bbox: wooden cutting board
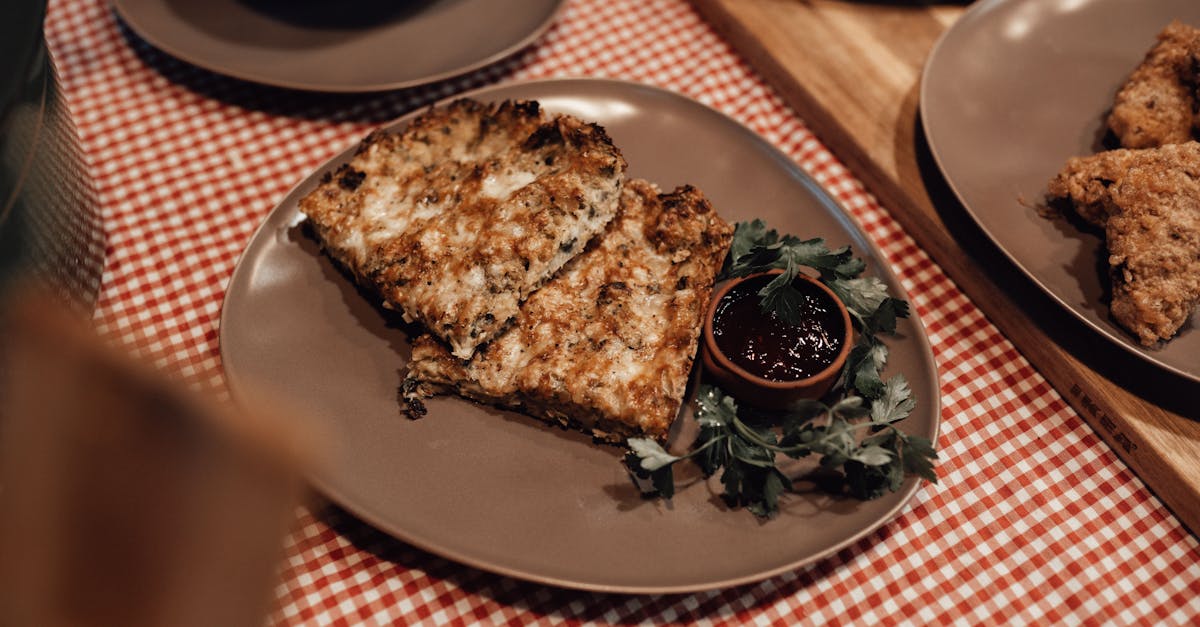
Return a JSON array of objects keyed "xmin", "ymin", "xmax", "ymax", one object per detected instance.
[{"xmin": 690, "ymin": 0, "xmax": 1200, "ymax": 534}]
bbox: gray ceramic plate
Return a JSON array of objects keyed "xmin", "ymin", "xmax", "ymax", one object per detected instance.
[
  {"xmin": 110, "ymin": 0, "xmax": 564, "ymax": 92},
  {"xmin": 921, "ymin": 0, "xmax": 1200, "ymax": 382},
  {"xmin": 220, "ymin": 79, "xmax": 940, "ymax": 593}
]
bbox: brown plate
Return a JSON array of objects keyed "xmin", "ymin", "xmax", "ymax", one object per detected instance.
[
  {"xmin": 219, "ymin": 79, "xmax": 940, "ymax": 593},
  {"xmin": 110, "ymin": 0, "xmax": 564, "ymax": 92},
  {"xmin": 921, "ymin": 0, "xmax": 1200, "ymax": 382}
]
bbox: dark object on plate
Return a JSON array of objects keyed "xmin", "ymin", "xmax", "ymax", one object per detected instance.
[
  {"xmin": 0, "ymin": 0, "xmax": 104, "ymax": 309},
  {"xmin": 238, "ymin": 0, "xmax": 432, "ymax": 31},
  {"xmin": 921, "ymin": 0, "xmax": 1200, "ymax": 382},
  {"xmin": 702, "ymin": 270, "xmax": 851, "ymax": 409},
  {"xmin": 220, "ymin": 79, "xmax": 939, "ymax": 593},
  {"xmin": 111, "ymin": 0, "xmax": 565, "ymax": 92}
]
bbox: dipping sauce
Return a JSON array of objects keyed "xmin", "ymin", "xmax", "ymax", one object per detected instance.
[{"xmin": 711, "ymin": 274, "xmax": 846, "ymax": 381}]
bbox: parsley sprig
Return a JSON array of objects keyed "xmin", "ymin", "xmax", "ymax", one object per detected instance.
[{"xmin": 625, "ymin": 220, "xmax": 938, "ymax": 516}]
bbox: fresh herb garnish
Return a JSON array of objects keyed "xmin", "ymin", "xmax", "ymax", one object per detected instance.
[{"xmin": 626, "ymin": 219, "xmax": 937, "ymax": 516}]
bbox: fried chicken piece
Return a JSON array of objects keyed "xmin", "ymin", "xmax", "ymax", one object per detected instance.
[
  {"xmin": 1107, "ymin": 21, "xmax": 1200, "ymax": 149},
  {"xmin": 1047, "ymin": 142, "xmax": 1200, "ymax": 345},
  {"xmin": 1047, "ymin": 150, "xmax": 1136, "ymax": 227},
  {"xmin": 1047, "ymin": 142, "xmax": 1200, "ymax": 226},
  {"xmin": 1107, "ymin": 153, "xmax": 1200, "ymax": 345}
]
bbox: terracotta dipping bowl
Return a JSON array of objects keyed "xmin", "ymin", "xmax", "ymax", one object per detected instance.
[{"xmin": 701, "ymin": 270, "xmax": 853, "ymax": 410}]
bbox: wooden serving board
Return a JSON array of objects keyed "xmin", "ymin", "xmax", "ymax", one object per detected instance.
[{"xmin": 690, "ymin": 0, "xmax": 1200, "ymax": 534}]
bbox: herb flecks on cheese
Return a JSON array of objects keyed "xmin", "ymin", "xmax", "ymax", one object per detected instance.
[
  {"xmin": 404, "ymin": 180, "xmax": 734, "ymax": 443},
  {"xmin": 300, "ymin": 99, "xmax": 626, "ymax": 358}
]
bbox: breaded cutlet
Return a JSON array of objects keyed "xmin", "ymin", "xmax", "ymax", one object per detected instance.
[
  {"xmin": 404, "ymin": 179, "xmax": 734, "ymax": 443},
  {"xmin": 1108, "ymin": 21, "xmax": 1200, "ymax": 149},
  {"xmin": 1046, "ymin": 142, "xmax": 1200, "ymax": 227},
  {"xmin": 1047, "ymin": 142, "xmax": 1200, "ymax": 345},
  {"xmin": 300, "ymin": 99, "xmax": 626, "ymax": 359}
]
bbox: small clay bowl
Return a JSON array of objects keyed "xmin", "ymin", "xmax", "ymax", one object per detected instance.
[{"xmin": 701, "ymin": 269, "xmax": 853, "ymax": 410}]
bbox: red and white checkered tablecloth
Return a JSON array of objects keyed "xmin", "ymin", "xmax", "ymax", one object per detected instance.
[{"xmin": 45, "ymin": 0, "xmax": 1200, "ymax": 623}]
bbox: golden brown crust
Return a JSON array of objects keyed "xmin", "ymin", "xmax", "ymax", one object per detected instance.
[
  {"xmin": 1046, "ymin": 144, "xmax": 1200, "ymax": 227},
  {"xmin": 1107, "ymin": 21, "xmax": 1200, "ymax": 149},
  {"xmin": 1046, "ymin": 142, "xmax": 1200, "ymax": 345},
  {"xmin": 300, "ymin": 99, "xmax": 626, "ymax": 358},
  {"xmin": 1046, "ymin": 152, "xmax": 1124, "ymax": 228},
  {"xmin": 405, "ymin": 180, "xmax": 735, "ymax": 443},
  {"xmin": 1105, "ymin": 149, "xmax": 1200, "ymax": 345}
]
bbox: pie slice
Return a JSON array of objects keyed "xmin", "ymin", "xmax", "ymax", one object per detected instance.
[
  {"xmin": 403, "ymin": 179, "xmax": 734, "ymax": 443},
  {"xmin": 300, "ymin": 99, "xmax": 626, "ymax": 358},
  {"xmin": 1047, "ymin": 142, "xmax": 1200, "ymax": 345}
]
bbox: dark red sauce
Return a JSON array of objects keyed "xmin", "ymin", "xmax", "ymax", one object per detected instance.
[{"xmin": 712, "ymin": 275, "xmax": 845, "ymax": 382}]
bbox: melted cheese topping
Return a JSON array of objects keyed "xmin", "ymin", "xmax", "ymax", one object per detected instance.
[
  {"xmin": 481, "ymin": 170, "xmax": 538, "ymax": 199},
  {"xmin": 407, "ymin": 180, "xmax": 734, "ymax": 442},
  {"xmin": 299, "ymin": 100, "xmax": 627, "ymax": 358}
]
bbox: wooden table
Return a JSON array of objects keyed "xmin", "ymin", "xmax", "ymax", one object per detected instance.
[
  {"xmin": 47, "ymin": 0, "xmax": 1200, "ymax": 620},
  {"xmin": 691, "ymin": 0, "xmax": 1200, "ymax": 534}
]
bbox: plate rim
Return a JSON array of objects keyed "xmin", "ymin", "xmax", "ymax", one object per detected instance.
[
  {"xmin": 109, "ymin": 0, "xmax": 567, "ymax": 93},
  {"xmin": 918, "ymin": 0, "xmax": 1199, "ymax": 384},
  {"xmin": 220, "ymin": 77, "xmax": 942, "ymax": 593}
]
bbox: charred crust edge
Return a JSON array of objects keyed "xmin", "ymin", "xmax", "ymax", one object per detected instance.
[{"xmin": 337, "ymin": 166, "xmax": 366, "ymax": 191}]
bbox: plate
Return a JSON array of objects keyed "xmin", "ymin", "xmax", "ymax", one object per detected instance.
[
  {"xmin": 220, "ymin": 78, "xmax": 940, "ymax": 593},
  {"xmin": 921, "ymin": 0, "xmax": 1200, "ymax": 382},
  {"xmin": 110, "ymin": 0, "xmax": 564, "ymax": 92}
]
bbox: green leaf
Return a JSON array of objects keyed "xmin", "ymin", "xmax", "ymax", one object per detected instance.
[
  {"xmin": 828, "ymin": 276, "xmax": 890, "ymax": 321},
  {"xmin": 846, "ymin": 341, "xmax": 889, "ymax": 399},
  {"xmin": 776, "ymin": 236, "xmax": 848, "ymax": 271},
  {"xmin": 651, "ymin": 465, "xmax": 675, "ymax": 499},
  {"xmin": 696, "ymin": 384, "xmax": 739, "ymax": 429},
  {"xmin": 726, "ymin": 231, "xmax": 851, "ymax": 282},
  {"xmin": 831, "ymin": 396, "xmax": 870, "ymax": 419},
  {"xmin": 627, "ymin": 438, "xmax": 680, "ymax": 471},
  {"xmin": 865, "ymin": 297, "xmax": 910, "ymax": 335},
  {"xmin": 696, "ymin": 427, "xmax": 729, "ymax": 476},
  {"xmin": 820, "ymin": 450, "xmax": 851, "ymax": 469},
  {"xmin": 746, "ymin": 469, "xmax": 788, "ymax": 518},
  {"xmin": 844, "ymin": 460, "xmax": 891, "ymax": 500},
  {"xmin": 730, "ymin": 430, "xmax": 776, "ymax": 468},
  {"xmin": 623, "ymin": 451, "xmax": 650, "ymax": 478},
  {"xmin": 785, "ymin": 398, "xmax": 828, "ymax": 420},
  {"xmin": 746, "ymin": 502, "xmax": 770, "ymax": 517},
  {"xmin": 758, "ymin": 282, "xmax": 807, "ymax": 325},
  {"xmin": 762, "ymin": 468, "xmax": 789, "ymax": 512},
  {"xmin": 827, "ymin": 255, "xmax": 866, "ymax": 280},
  {"xmin": 720, "ymin": 459, "xmax": 746, "ymax": 503},
  {"xmin": 724, "ymin": 219, "xmax": 776, "ymax": 276},
  {"xmin": 725, "ymin": 233, "xmax": 792, "ymax": 277},
  {"xmin": 901, "ymin": 435, "xmax": 939, "ymax": 484},
  {"xmin": 851, "ymin": 445, "xmax": 894, "ymax": 466},
  {"xmin": 860, "ymin": 428, "xmax": 899, "ymax": 451},
  {"xmin": 721, "ymin": 460, "xmax": 790, "ymax": 517},
  {"xmin": 824, "ymin": 422, "xmax": 858, "ymax": 457},
  {"xmin": 872, "ymin": 375, "xmax": 915, "ymax": 424},
  {"xmin": 780, "ymin": 399, "xmax": 828, "ymax": 437}
]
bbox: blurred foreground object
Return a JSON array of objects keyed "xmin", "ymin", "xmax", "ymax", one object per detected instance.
[
  {"xmin": 0, "ymin": 294, "xmax": 307, "ymax": 627},
  {"xmin": 0, "ymin": 0, "xmax": 104, "ymax": 308}
]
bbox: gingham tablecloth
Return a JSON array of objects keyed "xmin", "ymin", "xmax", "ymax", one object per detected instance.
[{"xmin": 45, "ymin": 0, "xmax": 1200, "ymax": 623}]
